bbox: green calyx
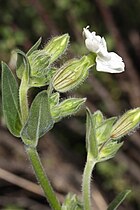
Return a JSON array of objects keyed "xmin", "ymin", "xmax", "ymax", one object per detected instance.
[
  {"xmin": 111, "ymin": 108, "xmax": 140, "ymax": 139},
  {"xmin": 50, "ymin": 94, "xmax": 86, "ymax": 123},
  {"xmin": 44, "ymin": 33, "xmax": 70, "ymax": 64},
  {"xmin": 52, "ymin": 55, "xmax": 95, "ymax": 93}
]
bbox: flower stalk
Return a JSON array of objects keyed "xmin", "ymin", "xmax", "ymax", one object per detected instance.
[{"xmin": 82, "ymin": 155, "xmax": 96, "ymax": 210}]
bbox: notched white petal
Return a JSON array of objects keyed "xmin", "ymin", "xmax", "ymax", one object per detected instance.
[{"xmin": 96, "ymin": 52, "xmax": 125, "ymax": 73}]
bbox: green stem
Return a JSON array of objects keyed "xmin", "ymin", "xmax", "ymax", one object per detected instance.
[
  {"xmin": 82, "ymin": 156, "xmax": 96, "ymax": 210},
  {"xmin": 19, "ymin": 73, "xmax": 29, "ymax": 124},
  {"xmin": 25, "ymin": 146, "xmax": 61, "ymax": 210}
]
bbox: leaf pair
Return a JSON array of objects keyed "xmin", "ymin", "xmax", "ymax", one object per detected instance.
[{"xmin": 1, "ymin": 62, "xmax": 53, "ymax": 147}]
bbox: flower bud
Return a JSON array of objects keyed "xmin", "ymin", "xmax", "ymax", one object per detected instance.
[
  {"xmin": 28, "ymin": 50, "xmax": 51, "ymax": 77},
  {"xmin": 52, "ymin": 55, "xmax": 95, "ymax": 93},
  {"xmin": 111, "ymin": 108, "xmax": 140, "ymax": 139},
  {"xmin": 50, "ymin": 97, "xmax": 86, "ymax": 122},
  {"xmin": 44, "ymin": 34, "xmax": 70, "ymax": 64},
  {"xmin": 28, "ymin": 51, "xmax": 58, "ymax": 87}
]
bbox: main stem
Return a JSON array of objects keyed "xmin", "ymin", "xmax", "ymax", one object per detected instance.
[
  {"xmin": 26, "ymin": 146, "xmax": 61, "ymax": 210},
  {"xmin": 82, "ymin": 156, "xmax": 96, "ymax": 210}
]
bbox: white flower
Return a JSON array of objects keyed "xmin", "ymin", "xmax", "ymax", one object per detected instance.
[{"xmin": 83, "ymin": 26, "xmax": 125, "ymax": 73}]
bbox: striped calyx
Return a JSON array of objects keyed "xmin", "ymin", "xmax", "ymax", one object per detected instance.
[{"xmin": 52, "ymin": 55, "xmax": 95, "ymax": 92}]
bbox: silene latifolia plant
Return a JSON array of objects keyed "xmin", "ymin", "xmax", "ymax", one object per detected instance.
[{"xmin": 1, "ymin": 26, "xmax": 140, "ymax": 210}]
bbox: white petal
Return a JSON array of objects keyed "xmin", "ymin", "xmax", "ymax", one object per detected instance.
[
  {"xmin": 97, "ymin": 47, "xmax": 110, "ymax": 60},
  {"xmin": 94, "ymin": 34, "xmax": 102, "ymax": 42},
  {"xmin": 101, "ymin": 37, "xmax": 107, "ymax": 50},
  {"xmin": 85, "ymin": 39, "xmax": 100, "ymax": 53},
  {"xmin": 83, "ymin": 27, "xmax": 93, "ymax": 40},
  {"xmin": 83, "ymin": 27, "xmax": 103, "ymax": 53},
  {"xmin": 83, "ymin": 26, "xmax": 125, "ymax": 73},
  {"xmin": 96, "ymin": 52, "xmax": 125, "ymax": 73}
]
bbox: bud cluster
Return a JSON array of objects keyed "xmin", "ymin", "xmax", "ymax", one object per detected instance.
[{"xmin": 86, "ymin": 108, "xmax": 140, "ymax": 162}]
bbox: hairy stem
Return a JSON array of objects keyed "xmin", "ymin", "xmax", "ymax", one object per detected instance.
[
  {"xmin": 25, "ymin": 146, "xmax": 61, "ymax": 210},
  {"xmin": 19, "ymin": 73, "xmax": 29, "ymax": 124},
  {"xmin": 82, "ymin": 156, "xmax": 96, "ymax": 210}
]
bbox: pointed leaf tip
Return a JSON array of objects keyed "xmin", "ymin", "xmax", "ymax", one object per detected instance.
[{"xmin": 27, "ymin": 37, "xmax": 42, "ymax": 56}]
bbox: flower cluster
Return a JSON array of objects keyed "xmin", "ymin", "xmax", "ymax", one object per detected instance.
[{"xmin": 83, "ymin": 26, "xmax": 125, "ymax": 73}]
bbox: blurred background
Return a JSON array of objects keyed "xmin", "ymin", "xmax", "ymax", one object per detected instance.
[{"xmin": 0, "ymin": 0, "xmax": 140, "ymax": 209}]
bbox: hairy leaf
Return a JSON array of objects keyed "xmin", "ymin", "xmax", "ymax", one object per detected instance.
[
  {"xmin": 21, "ymin": 90, "xmax": 53, "ymax": 147},
  {"xmin": 1, "ymin": 62, "xmax": 22, "ymax": 137},
  {"xmin": 16, "ymin": 49, "xmax": 31, "ymax": 80},
  {"xmin": 86, "ymin": 108, "xmax": 98, "ymax": 158},
  {"xmin": 27, "ymin": 37, "xmax": 42, "ymax": 56}
]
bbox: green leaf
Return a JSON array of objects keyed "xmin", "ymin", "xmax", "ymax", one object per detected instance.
[
  {"xmin": 86, "ymin": 108, "xmax": 98, "ymax": 159},
  {"xmin": 107, "ymin": 190, "xmax": 131, "ymax": 210},
  {"xmin": 1, "ymin": 62, "xmax": 22, "ymax": 137},
  {"xmin": 16, "ymin": 49, "xmax": 31, "ymax": 80},
  {"xmin": 21, "ymin": 90, "xmax": 53, "ymax": 147},
  {"xmin": 27, "ymin": 37, "xmax": 42, "ymax": 56},
  {"xmin": 16, "ymin": 38, "xmax": 42, "ymax": 80},
  {"xmin": 96, "ymin": 117, "xmax": 117, "ymax": 144},
  {"xmin": 16, "ymin": 52, "xmax": 24, "ymax": 79}
]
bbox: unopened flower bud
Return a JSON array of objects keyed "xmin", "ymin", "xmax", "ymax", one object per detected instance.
[
  {"xmin": 28, "ymin": 50, "xmax": 51, "ymax": 77},
  {"xmin": 111, "ymin": 108, "xmax": 140, "ymax": 139},
  {"xmin": 52, "ymin": 55, "xmax": 95, "ymax": 93},
  {"xmin": 51, "ymin": 98, "xmax": 86, "ymax": 122},
  {"xmin": 44, "ymin": 34, "xmax": 70, "ymax": 64}
]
